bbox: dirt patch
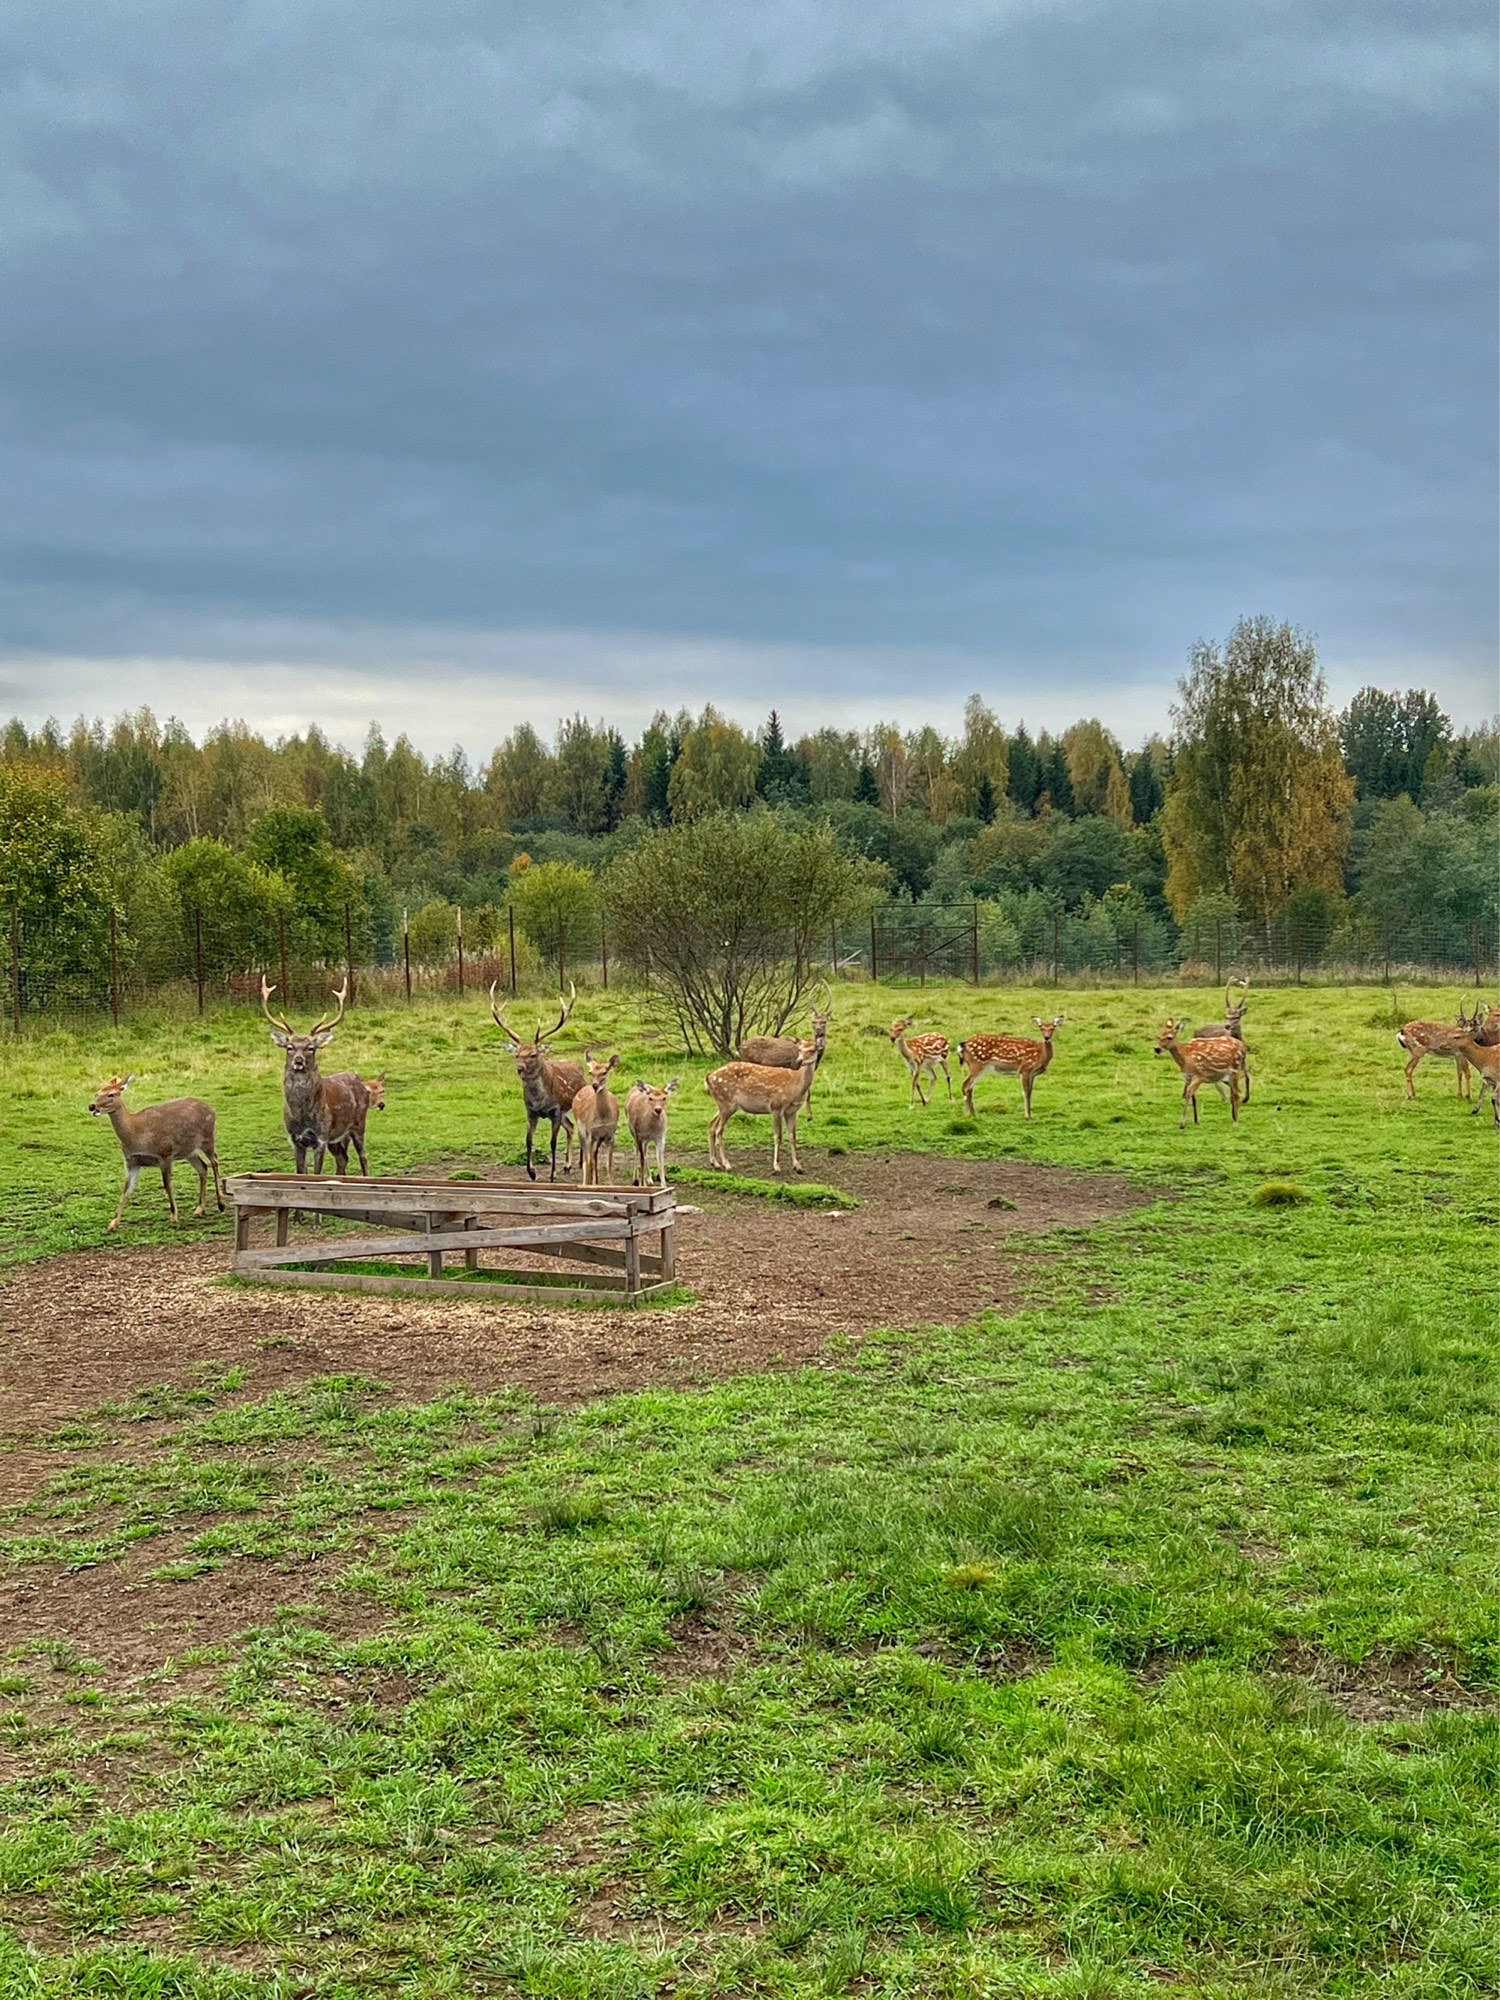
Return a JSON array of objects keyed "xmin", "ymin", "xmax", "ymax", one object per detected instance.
[
  {"xmin": 0, "ymin": 1153, "xmax": 1147, "ymax": 1451},
  {"xmin": 1274, "ymin": 1643, "xmax": 1499, "ymax": 1723}
]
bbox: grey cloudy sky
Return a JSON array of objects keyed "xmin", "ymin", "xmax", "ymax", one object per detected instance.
[{"xmin": 0, "ymin": 0, "xmax": 1494, "ymax": 753}]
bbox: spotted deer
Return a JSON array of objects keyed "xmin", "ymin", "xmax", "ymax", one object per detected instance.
[
  {"xmin": 1153, "ymin": 1019, "xmax": 1247, "ymax": 1128},
  {"xmin": 1397, "ymin": 1001, "xmax": 1500, "ymax": 1100},
  {"xmin": 571, "ymin": 1051, "xmax": 622, "ymax": 1186},
  {"xmin": 705, "ymin": 1040, "xmax": 819, "ymax": 1174},
  {"xmin": 957, "ymin": 1017, "xmax": 1065, "ymax": 1119},
  {"xmin": 489, "ymin": 982, "xmax": 584, "ymax": 1181},
  {"xmin": 1452, "ymin": 1030, "xmax": 1500, "ymax": 1126},
  {"xmin": 888, "ymin": 1017, "xmax": 952, "ymax": 1105},
  {"xmin": 1195, "ymin": 977, "xmax": 1251, "ymax": 1102},
  {"xmin": 262, "ymin": 978, "xmax": 349, "ymax": 1173},
  {"xmin": 89, "ymin": 1075, "xmax": 224, "ymax": 1230},
  {"xmin": 740, "ymin": 984, "xmax": 833, "ymax": 1117},
  {"xmin": 626, "ymin": 1077, "xmax": 681, "ymax": 1188}
]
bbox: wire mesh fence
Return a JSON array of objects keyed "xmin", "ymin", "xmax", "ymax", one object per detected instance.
[{"xmin": 5, "ymin": 896, "xmax": 1497, "ymax": 1029}]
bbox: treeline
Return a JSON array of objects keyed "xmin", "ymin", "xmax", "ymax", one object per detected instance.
[{"xmin": 1, "ymin": 618, "xmax": 1496, "ymax": 997}]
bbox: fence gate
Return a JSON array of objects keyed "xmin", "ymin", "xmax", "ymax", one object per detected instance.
[{"xmin": 869, "ymin": 904, "xmax": 979, "ymax": 984}]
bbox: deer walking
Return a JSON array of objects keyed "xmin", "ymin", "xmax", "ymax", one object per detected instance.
[
  {"xmin": 489, "ymin": 982, "xmax": 584, "ymax": 1181},
  {"xmin": 705, "ymin": 1041, "xmax": 819, "ymax": 1174},
  {"xmin": 571, "ymin": 1051, "xmax": 622, "ymax": 1186},
  {"xmin": 888, "ymin": 1017, "xmax": 952, "ymax": 1106},
  {"xmin": 1398, "ymin": 1000, "xmax": 1499, "ymax": 1100},
  {"xmin": 958, "ymin": 1017, "xmax": 1065, "ymax": 1119},
  {"xmin": 325, "ymin": 1073, "xmax": 385, "ymax": 1176},
  {"xmin": 739, "ymin": 984, "xmax": 833, "ymax": 1118},
  {"xmin": 1452, "ymin": 1030, "xmax": 1500, "ymax": 1126},
  {"xmin": 626, "ymin": 1078, "xmax": 681, "ymax": 1188},
  {"xmin": 1154, "ymin": 1020, "xmax": 1247, "ymax": 1128},
  {"xmin": 1195, "ymin": 977, "xmax": 1251, "ymax": 1102},
  {"xmin": 89, "ymin": 1075, "xmax": 224, "ymax": 1231},
  {"xmin": 262, "ymin": 979, "xmax": 349, "ymax": 1173}
]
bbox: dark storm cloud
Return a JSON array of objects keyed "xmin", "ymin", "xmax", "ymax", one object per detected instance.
[{"xmin": 0, "ymin": 0, "xmax": 1494, "ymax": 744}]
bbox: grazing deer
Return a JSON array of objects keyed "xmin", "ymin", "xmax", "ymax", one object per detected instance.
[
  {"xmin": 572, "ymin": 1051, "xmax": 622, "ymax": 1186},
  {"xmin": 705, "ymin": 1040, "xmax": 819, "ymax": 1174},
  {"xmin": 627, "ymin": 1077, "xmax": 681, "ymax": 1188},
  {"xmin": 739, "ymin": 983, "xmax": 833, "ymax": 1117},
  {"xmin": 888, "ymin": 1017, "xmax": 953, "ymax": 1106},
  {"xmin": 958, "ymin": 1017, "xmax": 1065, "ymax": 1120},
  {"xmin": 89, "ymin": 1075, "xmax": 224, "ymax": 1231},
  {"xmin": 489, "ymin": 982, "xmax": 584, "ymax": 1181},
  {"xmin": 1153, "ymin": 1019, "xmax": 1247, "ymax": 1128},
  {"xmin": 1195, "ymin": 977, "xmax": 1251, "ymax": 1102},
  {"xmin": 262, "ymin": 979, "xmax": 349, "ymax": 1173},
  {"xmin": 325, "ymin": 1073, "xmax": 385, "ymax": 1176},
  {"xmin": 1397, "ymin": 1001, "xmax": 1500, "ymax": 1100}
]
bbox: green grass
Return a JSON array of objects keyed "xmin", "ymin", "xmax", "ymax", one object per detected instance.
[
  {"xmin": 671, "ymin": 1166, "xmax": 858, "ymax": 1208},
  {"xmin": 0, "ymin": 980, "xmax": 1496, "ymax": 1996}
]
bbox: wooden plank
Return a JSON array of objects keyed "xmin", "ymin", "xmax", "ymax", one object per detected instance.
[
  {"xmin": 275, "ymin": 1209, "xmax": 289, "ymax": 1247},
  {"xmin": 233, "ymin": 1267, "xmax": 673, "ymax": 1307},
  {"xmin": 625, "ymin": 1230, "xmax": 641, "ymax": 1298},
  {"xmin": 659, "ymin": 1220, "xmax": 676, "ymax": 1283},
  {"xmin": 232, "ymin": 1217, "xmax": 632, "ymax": 1270},
  {"xmin": 234, "ymin": 1207, "xmax": 252, "ymax": 1253},
  {"xmin": 520, "ymin": 1238, "xmax": 665, "ymax": 1277},
  {"xmin": 224, "ymin": 1170, "xmax": 673, "ymax": 1208},
  {"xmin": 223, "ymin": 1178, "xmax": 654, "ymax": 1220}
]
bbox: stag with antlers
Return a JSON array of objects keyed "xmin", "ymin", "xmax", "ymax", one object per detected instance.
[
  {"xmin": 89, "ymin": 1075, "xmax": 224, "ymax": 1231},
  {"xmin": 1398, "ymin": 998, "xmax": 1499, "ymax": 1100},
  {"xmin": 957, "ymin": 1017, "xmax": 1065, "ymax": 1120},
  {"xmin": 888, "ymin": 1017, "xmax": 953, "ymax": 1106},
  {"xmin": 490, "ymin": 982, "xmax": 585, "ymax": 1181},
  {"xmin": 261, "ymin": 979, "xmax": 350, "ymax": 1173},
  {"xmin": 1154, "ymin": 1019, "xmax": 1247, "ymax": 1128}
]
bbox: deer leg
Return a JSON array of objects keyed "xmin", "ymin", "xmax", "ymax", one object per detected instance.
[
  {"xmin": 525, "ymin": 1111, "xmax": 538, "ymax": 1182},
  {"xmin": 1404, "ymin": 1052, "xmax": 1421, "ymax": 1098},
  {"xmin": 161, "ymin": 1158, "xmax": 179, "ymax": 1223},
  {"xmin": 770, "ymin": 1110, "xmax": 782, "ymax": 1174},
  {"xmin": 207, "ymin": 1149, "xmax": 225, "ymax": 1211},
  {"xmin": 192, "ymin": 1154, "xmax": 209, "ymax": 1217},
  {"xmin": 331, "ymin": 1143, "xmax": 348, "ymax": 1176},
  {"xmin": 940, "ymin": 1056, "xmax": 953, "ymax": 1099},
  {"xmin": 1022, "ymin": 1075, "xmax": 1034, "ymax": 1121},
  {"xmin": 548, "ymin": 1114, "xmax": 561, "ymax": 1183},
  {"xmin": 1457, "ymin": 1057, "xmax": 1470, "ymax": 1099},
  {"xmin": 785, "ymin": 1108, "xmax": 802, "ymax": 1174},
  {"xmin": 110, "ymin": 1165, "xmax": 140, "ymax": 1231},
  {"xmin": 654, "ymin": 1135, "xmax": 665, "ymax": 1186},
  {"xmin": 353, "ymin": 1133, "xmax": 369, "ymax": 1175}
]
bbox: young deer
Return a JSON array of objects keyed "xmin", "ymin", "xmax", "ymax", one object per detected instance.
[
  {"xmin": 739, "ymin": 984, "xmax": 833, "ymax": 1117},
  {"xmin": 325, "ymin": 1073, "xmax": 385, "ymax": 1176},
  {"xmin": 262, "ymin": 978, "xmax": 349, "ymax": 1172},
  {"xmin": 888, "ymin": 1017, "xmax": 952, "ymax": 1106},
  {"xmin": 571, "ymin": 1051, "xmax": 622, "ymax": 1186},
  {"xmin": 626, "ymin": 1078, "xmax": 681, "ymax": 1188},
  {"xmin": 705, "ymin": 1041, "xmax": 819, "ymax": 1174},
  {"xmin": 1195, "ymin": 978, "xmax": 1251, "ymax": 1102},
  {"xmin": 957, "ymin": 1017, "xmax": 1065, "ymax": 1119},
  {"xmin": 489, "ymin": 982, "xmax": 584, "ymax": 1181},
  {"xmin": 1452, "ymin": 1031, "xmax": 1500, "ymax": 1126},
  {"xmin": 1154, "ymin": 1020, "xmax": 1247, "ymax": 1128},
  {"xmin": 89, "ymin": 1075, "xmax": 224, "ymax": 1230},
  {"xmin": 1399, "ymin": 1001, "xmax": 1500, "ymax": 1100}
]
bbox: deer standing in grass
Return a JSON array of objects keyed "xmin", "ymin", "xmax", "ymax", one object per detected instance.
[
  {"xmin": 1451, "ymin": 1028, "xmax": 1500, "ymax": 1126},
  {"xmin": 958, "ymin": 1017, "xmax": 1065, "ymax": 1119},
  {"xmin": 1154, "ymin": 1019, "xmax": 1247, "ymax": 1127},
  {"xmin": 739, "ymin": 984, "xmax": 833, "ymax": 1118},
  {"xmin": 705, "ymin": 1040, "xmax": 819, "ymax": 1174},
  {"xmin": 262, "ymin": 979, "xmax": 350, "ymax": 1173},
  {"xmin": 89, "ymin": 1076, "xmax": 224, "ymax": 1231},
  {"xmin": 1398, "ymin": 1000, "xmax": 1499, "ymax": 1100},
  {"xmin": 571, "ymin": 1051, "xmax": 622, "ymax": 1186},
  {"xmin": 888, "ymin": 1017, "xmax": 952, "ymax": 1105},
  {"xmin": 1195, "ymin": 977, "xmax": 1252, "ymax": 1102},
  {"xmin": 489, "ymin": 982, "xmax": 584, "ymax": 1181},
  {"xmin": 326, "ymin": 1073, "xmax": 385, "ymax": 1176},
  {"xmin": 627, "ymin": 1078, "xmax": 681, "ymax": 1188}
]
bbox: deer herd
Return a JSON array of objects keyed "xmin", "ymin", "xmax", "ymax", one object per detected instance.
[{"xmin": 84, "ymin": 973, "xmax": 1499, "ymax": 1229}]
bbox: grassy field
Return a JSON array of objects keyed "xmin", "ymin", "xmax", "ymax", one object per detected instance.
[{"xmin": 0, "ymin": 979, "xmax": 1496, "ymax": 1996}]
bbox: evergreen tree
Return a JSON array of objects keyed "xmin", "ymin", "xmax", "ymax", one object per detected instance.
[
  {"xmin": 855, "ymin": 759, "xmax": 881, "ymax": 807},
  {"xmin": 1007, "ymin": 726, "xmax": 1041, "ymax": 812},
  {"xmin": 975, "ymin": 772, "xmax": 997, "ymax": 824}
]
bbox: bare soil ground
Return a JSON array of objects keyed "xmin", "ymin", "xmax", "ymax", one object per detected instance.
[{"xmin": 0, "ymin": 1152, "xmax": 1147, "ymax": 1445}]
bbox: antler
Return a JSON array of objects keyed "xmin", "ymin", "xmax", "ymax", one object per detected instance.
[
  {"xmin": 260, "ymin": 977, "xmax": 296, "ymax": 1037},
  {"xmin": 814, "ymin": 978, "xmax": 833, "ymax": 1012},
  {"xmin": 307, "ymin": 980, "xmax": 348, "ymax": 1039},
  {"xmin": 489, "ymin": 980, "xmax": 523, "ymax": 1044},
  {"xmin": 535, "ymin": 981, "xmax": 577, "ymax": 1045}
]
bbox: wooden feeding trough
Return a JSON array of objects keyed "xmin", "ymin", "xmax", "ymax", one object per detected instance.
[{"xmin": 225, "ymin": 1172, "xmax": 678, "ymax": 1305}]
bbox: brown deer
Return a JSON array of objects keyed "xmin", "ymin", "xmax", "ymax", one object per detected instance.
[
  {"xmin": 1397, "ymin": 1001, "xmax": 1500, "ymax": 1100},
  {"xmin": 89, "ymin": 1075, "xmax": 224, "ymax": 1231},
  {"xmin": 705, "ymin": 1040, "xmax": 819, "ymax": 1174},
  {"xmin": 326, "ymin": 1073, "xmax": 385, "ymax": 1176},
  {"xmin": 1452, "ymin": 1030, "xmax": 1500, "ymax": 1126},
  {"xmin": 571, "ymin": 1051, "xmax": 622, "ymax": 1186},
  {"xmin": 262, "ymin": 979, "xmax": 349, "ymax": 1172},
  {"xmin": 489, "ymin": 982, "xmax": 584, "ymax": 1181},
  {"xmin": 1154, "ymin": 1019, "xmax": 1247, "ymax": 1127},
  {"xmin": 957, "ymin": 1017, "xmax": 1065, "ymax": 1119},
  {"xmin": 739, "ymin": 984, "xmax": 833, "ymax": 1117},
  {"xmin": 888, "ymin": 1017, "xmax": 953, "ymax": 1105},
  {"xmin": 626, "ymin": 1077, "xmax": 681, "ymax": 1188},
  {"xmin": 1195, "ymin": 977, "xmax": 1251, "ymax": 1101}
]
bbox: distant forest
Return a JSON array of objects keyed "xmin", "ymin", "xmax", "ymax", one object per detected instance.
[{"xmin": 2, "ymin": 618, "xmax": 1496, "ymax": 985}]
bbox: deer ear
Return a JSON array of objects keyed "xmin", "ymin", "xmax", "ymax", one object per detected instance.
[
  {"xmin": 313, "ymin": 1030, "xmax": 336, "ymax": 1047},
  {"xmin": 666, "ymin": 1078, "xmax": 681, "ymax": 1095},
  {"xmin": 270, "ymin": 1031, "xmax": 292, "ymax": 1048}
]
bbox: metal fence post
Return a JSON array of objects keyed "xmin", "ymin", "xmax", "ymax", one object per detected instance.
[
  {"xmin": 194, "ymin": 906, "xmax": 206, "ymax": 1015},
  {"xmin": 1053, "ymin": 913, "xmax": 1061, "ymax": 985},
  {"xmin": 1132, "ymin": 923, "xmax": 1140, "ymax": 985},
  {"xmin": 344, "ymin": 902, "xmax": 356, "ymax": 1005},
  {"xmin": 456, "ymin": 906, "xmax": 465, "ymax": 996},
  {"xmin": 917, "ymin": 923, "xmax": 926, "ymax": 986},
  {"xmin": 601, "ymin": 916, "xmax": 609, "ymax": 990},
  {"xmin": 1214, "ymin": 919, "xmax": 1222, "ymax": 986},
  {"xmin": 108, "ymin": 908, "xmax": 121, "ymax": 1027},
  {"xmin": 557, "ymin": 914, "xmax": 565, "ymax": 994},
  {"xmin": 971, "ymin": 902, "xmax": 980, "ymax": 984},
  {"xmin": 10, "ymin": 904, "xmax": 21, "ymax": 1035},
  {"xmin": 403, "ymin": 909, "xmax": 412, "ymax": 1003},
  {"xmin": 508, "ymin": 906, "xmax": 518, "ymax": 993},
  {"xmin": 870, "ymin": 914, "xmax": 879, "ymax": 983},
  {"xmin": 278, "ymin": 909, "xmax": 290, "ymax": 1005}
]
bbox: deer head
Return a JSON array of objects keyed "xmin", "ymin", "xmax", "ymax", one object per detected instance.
[
  {"xmin": 1154, "ymin": 1020, "xmax": 1187, "ymax": 1056},
  {"xmin": 489, "ymin": 981, "xmax": 576, "ymax": 1081},
  {"xmin": 1224, "ymin": 976, "xmax": 1250, "ymax": 1027},
  {"xmin": 88, "ymin": 1074, "xmax": 136, "ymax": 1116},
  {"xmin": 582, "ymin": 1048, "xmax": 621, "ymax": 1092},
  {"xmin": 262, "ymin": 978, "xmax": 346, "ymax": 1075},
  {"xmin": 364, "ymin": 1074, "xmax": 387, "ymax": 1111}
]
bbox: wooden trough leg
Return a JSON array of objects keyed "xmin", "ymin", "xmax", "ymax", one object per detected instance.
[
  {"xmin": 275, "ymin": 1209, "xmax": 290, "ymax": 1248},
  {"xmin": 234, "ymin": 1206, "xmax": 252, "ymax": 1254},
  {"xmin": 625, "ymin": 1225, "xmax": 641, "ymax": 1302},
  {"xmin": 464, "ymin": 1215, "xmax": 479, "ymax": 1272},
  {"xmin": 659, "ymin": 1219, "xmax": 676, "ymax": 1284}
]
